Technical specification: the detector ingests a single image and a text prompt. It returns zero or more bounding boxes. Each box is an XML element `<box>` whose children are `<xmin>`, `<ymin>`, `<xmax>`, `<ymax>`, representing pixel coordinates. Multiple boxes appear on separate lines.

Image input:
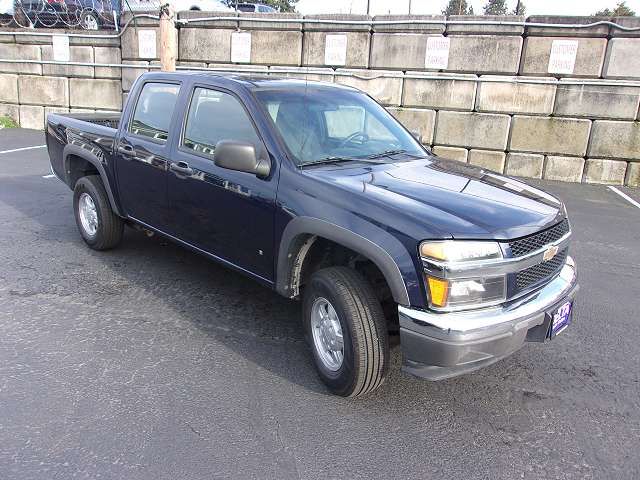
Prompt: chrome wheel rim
<box><xmin>83</xmin><ymin>13</ymin><xmax>98</xmax><ymax>30</ymax></box>
<box><xmin>78</xmin><ymin>192</ymin><xmax>98</xmax><ymax>236</ymax></box>
<box><xmin>310</xmin><ymin>297</ymin><xmax>344</xmax><ymax>371</ymax></box>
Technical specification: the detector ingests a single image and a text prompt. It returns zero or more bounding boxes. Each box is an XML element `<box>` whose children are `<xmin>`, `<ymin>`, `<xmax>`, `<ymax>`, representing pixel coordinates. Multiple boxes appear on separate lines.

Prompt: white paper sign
<box><xmin>52</xmin><ymin>35</ymin><xmax>70</xmax><ymax>62</ymax></box>
<box><xmin>231</xmin><ymin>32</ymin><xmax>252</xmax><ymax>64</ymax></box>
<box><xmin>548</xmin><ymin>40</ymin><xmax>578</xmax><ymax>75</ymax></box>
<box><xmin>425</xmin><ymin>36</ymin><xmax>450</xmax><ymax>70</ymax></box>
<box><xmin>324</xmin><ymin>34</ymin><xmax>347</xmax><ymax>66</ymax></box>
<box><xmin>138</xmin><ymin>29</ymin><xmax>157</xmax><ymax>59</ymax></box>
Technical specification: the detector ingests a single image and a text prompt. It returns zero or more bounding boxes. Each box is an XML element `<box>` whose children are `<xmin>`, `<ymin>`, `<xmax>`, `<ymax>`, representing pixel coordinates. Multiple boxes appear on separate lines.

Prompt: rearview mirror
<box><xmin>213</xmin><ymin>140</ymin><xmax>270</xmax><ymax>178</ymax></box>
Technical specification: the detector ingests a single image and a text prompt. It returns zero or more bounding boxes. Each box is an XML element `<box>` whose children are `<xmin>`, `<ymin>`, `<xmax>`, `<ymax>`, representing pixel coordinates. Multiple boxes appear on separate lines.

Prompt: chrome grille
<box><xmin>508</xmin><ymin>219</ymin><xmax>570</xmax><ymax>257</ymax></box>
<box><xmin>515</xmin><ymin>248</ymin><xmax>568</xmax><ymax>290</ymax></box>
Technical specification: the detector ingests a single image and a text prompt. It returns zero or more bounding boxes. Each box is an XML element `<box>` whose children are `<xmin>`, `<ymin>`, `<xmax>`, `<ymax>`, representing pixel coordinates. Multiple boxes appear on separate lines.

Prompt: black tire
<box><xmin>73</xmin><ymin>175</ymin><xmax>124</xmax><ymax>250</ymax></box>
<box><xmin>303</xmin><ymin>267</ymin><xmax>389</xmax><ymax>397</ymax></box>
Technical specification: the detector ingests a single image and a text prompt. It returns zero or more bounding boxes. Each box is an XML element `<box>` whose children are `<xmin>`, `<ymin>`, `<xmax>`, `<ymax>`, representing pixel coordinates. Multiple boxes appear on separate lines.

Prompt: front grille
<box><xmin>508</xmin><ymin>219</ymin><xmax>570</xmax><ymax>257</ymax></box>
<box><xmin>515</xmin><ymin>248</ymin><xmax>568</xmax><ymax>290</ymax></box>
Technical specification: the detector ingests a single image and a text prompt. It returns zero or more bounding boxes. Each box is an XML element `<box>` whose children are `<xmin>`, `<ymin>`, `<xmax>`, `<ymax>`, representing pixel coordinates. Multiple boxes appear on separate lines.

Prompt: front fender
<box><xmin>276</xmin><ymin>216</ymin><xmax>423</xmax><ymax>307</ymax></box>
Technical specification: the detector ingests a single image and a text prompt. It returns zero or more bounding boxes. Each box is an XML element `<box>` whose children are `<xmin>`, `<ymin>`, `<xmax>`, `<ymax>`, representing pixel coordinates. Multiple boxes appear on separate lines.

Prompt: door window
<box><xmin>129</xmin><ymin>82</ymin><xmax>180</xmax><ymax>143</ymax></box>
<box><xmin>181</xmin><ymin>87</ymin><xmax>262</xmax><ymax>158</ymax></box>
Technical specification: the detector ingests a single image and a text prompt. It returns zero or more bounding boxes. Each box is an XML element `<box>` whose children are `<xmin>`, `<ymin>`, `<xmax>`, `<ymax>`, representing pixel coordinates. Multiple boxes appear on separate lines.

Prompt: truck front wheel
<box><xmin>73</xmin><ymin>175</ymin><xmax>124</xmax><ymax>250</ymax></box>
<box><xmin>303</xmin><ymin>267</ymin><xmax>389</xmax><ymax>397</ymax></box>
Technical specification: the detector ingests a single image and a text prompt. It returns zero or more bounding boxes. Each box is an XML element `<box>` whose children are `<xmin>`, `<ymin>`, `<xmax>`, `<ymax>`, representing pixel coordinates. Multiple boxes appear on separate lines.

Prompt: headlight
<box><xmin>420</xmin><ymin>241</ymin><xmax>506</xmax><ymax>311</ymax></box>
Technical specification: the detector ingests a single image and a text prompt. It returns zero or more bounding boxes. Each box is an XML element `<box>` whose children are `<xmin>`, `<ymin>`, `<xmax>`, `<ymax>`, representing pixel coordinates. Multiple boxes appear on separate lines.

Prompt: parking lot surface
<box><xmin>1</xmin><ymin>129</ymin><xmax>639</xmax><ymax>479</ymax></box>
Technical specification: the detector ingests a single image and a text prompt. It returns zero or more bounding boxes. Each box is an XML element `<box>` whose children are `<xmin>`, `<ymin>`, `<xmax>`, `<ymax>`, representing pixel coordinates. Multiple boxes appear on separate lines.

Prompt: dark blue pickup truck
<box><xmin>46</xmin><ymin>72</ymin><xmax>579</xmax><ymax>397</ymax></box>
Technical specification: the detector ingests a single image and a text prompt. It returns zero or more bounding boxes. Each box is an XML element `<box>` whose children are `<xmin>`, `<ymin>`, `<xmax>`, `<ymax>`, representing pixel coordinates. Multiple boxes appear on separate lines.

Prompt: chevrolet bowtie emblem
<box><xmin>543</xmin><ymin>245</ymin><xmax>559</xmax><ymax>262</ymax></box>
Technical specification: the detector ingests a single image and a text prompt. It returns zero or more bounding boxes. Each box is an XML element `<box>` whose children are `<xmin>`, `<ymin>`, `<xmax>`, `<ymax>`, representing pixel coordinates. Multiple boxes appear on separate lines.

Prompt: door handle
<box><xmin>170</xmin><ymin>161</ymin><xmax>194</xmax><ymax>176</ymax></box>
<box><xmin>117</xmin><ymin>144</ymin><xmax>134</xmax><ymax>155</ymax></box>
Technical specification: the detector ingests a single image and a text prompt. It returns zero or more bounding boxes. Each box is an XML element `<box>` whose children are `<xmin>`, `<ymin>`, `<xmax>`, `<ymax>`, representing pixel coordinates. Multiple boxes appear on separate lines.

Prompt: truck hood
<box><xmin>305</xmin><ymin>157</ymin><xmax>566</xmax><ymax>240</ymax></box>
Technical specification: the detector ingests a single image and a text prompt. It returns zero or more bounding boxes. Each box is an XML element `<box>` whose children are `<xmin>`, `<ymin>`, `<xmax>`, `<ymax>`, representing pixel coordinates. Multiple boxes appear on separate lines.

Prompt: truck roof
<box><xmin>141</xmin><ymin>70</ymin><xmax>359</xmax><ymax>93</ymax></box>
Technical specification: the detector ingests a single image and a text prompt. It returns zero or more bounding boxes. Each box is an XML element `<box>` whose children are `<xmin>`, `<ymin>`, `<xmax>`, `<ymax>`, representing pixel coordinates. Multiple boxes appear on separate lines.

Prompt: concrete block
<box><xmin>372</xmin><ymin>15</ymin><xmax>445</xmax><ymax>33</ymax></box>
<box><xmin>0</xmin><ymin>104</ymin><xmax>19</xmax><ymax>124</ymax></box>
<box><xmin>18</xmin><ymin>75</ymin><xmax>68</xmax><ymax>107</ymax></box>
<box><xmin>370</xmin><ymin>33</ymin><xmax>434</xmax><ymax>70</ymax></box>
<box><xmin>68</xmin><ymin>31</ymin><xmax>120</xmax><ymax>47</ymax></box>
<box><xmin>210</xmin><ymin>63</ymin><xmax>268</xmax><ymax>73</ymax></box>
<box><xmin>505</xmin><ymin>152</ymin><xmax>544</xmax><ymax>178</ymax></box>
<box><xmin>476</xmin><ymin>76</ymin><xmax>556</xmax><ymax>114</ymax></box>
<box><xmin>510</xmin><ymin>116</ymin><xmax>591</xmax><ymax>156</ymax></box>
<box><xmin>304</xmin><ymin>14</ymin><xmax>371</xmax><ymax>32</ymax></box>
<box><xmin>525</xmin><ymin>16</ymin><xmax>609</xmax><ymax>37</ymax></box>
<box><xmin>121</xmin><ymin>26</ymin><xmax>160</xmax><ymax>61</ymax></box>
<box><xmin>70</xmin><ymin>108</ymin><xmax>95</xmax><ymax>113</ymax></box>
<box><xmin>387</xmin><ymin>107</ymin><xmax>436</xmax><ymax>144</ymax></box>
<box><xmin>588</xmin><ymin>120</ymin><xmax>640</xmax><ymax>160</ymax></box>
<box><xmin>121</xmin><ymin>61</ymin><xmax>149</xmax><ymax>92</ymax></box>
<box><xmin>447</xmin><ymin>35</ymin><xmax>522</xmax><ymax>74</ymax></box>
<box><xmin>603</xmin><ymin>38</ymin><xmax>640</xmax><ymax>79</ymax></box>
<box><xmin>239</xmin><ymin>12</ymin><xmax>302</xmax><ymax>31</ymax></box>
<box><xmin>521</xmin><ymin>37</ymin><xmax>607</xmax><ymax>77</ymax></box>
<box><xmin>94</xmin><ymin>47</ymin><xmax>122</xmax><ymax>79</ymax></box>
<box><xmin>177</xmin><ymin>10</ymin><xmax>237</xmax><ymax>28</ymax></box>
<box><xmin>626</xmin><ymin>162</ymin><xmax>640</xmax><ymax>187</ymax></box>
<box><xmin>544</xmin><ymin>156</ymin><xmax>585</xmax><ymax>182</ymax></box>
<box><xmin>468</xmin><ymin>149</ymin><xmax>506</xmax><ymax>172</ymax></box>
<box><xmin>42</xmin><ymin>45</ymin><xmax>94</xmax><ymax>78</ymax></box>
<box><xmin>14</xmin><ymin>28</ymin><xmax>66</xmax><ymax>45</ymax></box>
<box><xmin>432</xmin><ymin>145</ymin><xmax>468</xmax><ymax>162</ymax></box>
<box><xmin>609</xmin><ymin>16</ymin><xmax>640</xmax><ymax>38</ymax></box>
<box><xmin>179</xmin><ymin>28</ymin><xmax>232</xmax><ymax>63</ymax></box>
<box><xmin>302</xmin><ymin>31</ymin><xmax>370</xmax><ymax>68</ymax></box>
<box><xmin>446</xmin><ymin>15</ymin><xmax>524</xmax><ymax>35</ymax></box>
<box><xmin>177</xmin><ymin>61</ymin><xmax>207</xmax><ymax>70</ymax></box>
<box><xmin>435</xmin><ymin>111</ymin><xmax>510</xmax><ymax>150</ymax></box>
<box><xmin>0</xmin><ymin>44</ymin><xmax>41</xmax><ymax>74</ymax></box>
<box><xmin>69</xmin><ymin>79</ymin><xmax>122</xmax><ymax>110</ymax></box>
<box><xmin>250</xmin><ymin>31</ymin><xmax>302</xmax><ymax>66</ymax></box>
<box><xmin>402</xmin><ymin>73</ymin><xmax>476</xmax><ymax>110</ymax></box>
<box><xmin>335</xmin><ymin>69</ymin><xmax>403</xmax><ymax>106</ymax></box>
<box><xmin>19</xmin><ymin>105</ymin><xmax>44</xmax><ymax>130</ymax></box>
<box><xmin>268</xmin><ymin>66</ymin><xmax>333</xmax><ymax>82</ymax></box>
<box><xmin>584</xmin><ymin>159</ymin><xmax>627</xmax><ymax>184</ymax></box>
<box><xmin>554</xmin><ymin>81</ymin><xmax>640</xmax><ymax>120</ymax></box>
<box><xmin>0</xmin><ymin>74</ymin><xmax>18</xmax><ymax>103</ymax></box>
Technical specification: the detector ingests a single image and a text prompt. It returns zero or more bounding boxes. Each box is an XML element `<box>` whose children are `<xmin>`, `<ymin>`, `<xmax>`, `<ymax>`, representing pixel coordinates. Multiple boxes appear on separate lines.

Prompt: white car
<box><xmin>125</xmin><ymin>0</ymin><xmax>233</xmax><ymax>12</ymax></box>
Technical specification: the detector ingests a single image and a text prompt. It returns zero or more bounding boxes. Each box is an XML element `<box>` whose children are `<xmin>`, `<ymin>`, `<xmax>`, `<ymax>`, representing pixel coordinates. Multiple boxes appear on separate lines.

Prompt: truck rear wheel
<box><xmin>73</xmin><ymin>175</ymin><xmax>123</xmax><ymax>250</ymax></box>
<box><xmin>303</xmin><ymin>267</ymin><xmax>389</xmax><ymax>397</ymax></box>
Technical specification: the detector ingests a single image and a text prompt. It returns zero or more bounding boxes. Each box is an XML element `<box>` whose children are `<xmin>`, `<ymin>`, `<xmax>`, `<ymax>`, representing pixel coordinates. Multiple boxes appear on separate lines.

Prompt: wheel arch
<box><xmin>276</xmin><ymin>217</ymin><xmax>413</xmax><ymax>306</ymax></box>
<box><xmin>63</xmin><ymin>144</ymin><xmax>123</xmax><ymax>217</ymax></box>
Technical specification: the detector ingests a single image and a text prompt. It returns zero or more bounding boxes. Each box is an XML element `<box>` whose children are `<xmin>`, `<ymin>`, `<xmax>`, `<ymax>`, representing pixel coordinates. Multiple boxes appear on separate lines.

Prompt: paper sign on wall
<box><xmin>324</xmin><ymin>34</ymin><xmax>347</xmax><ymax>66</ymax></box>
<box><xmin>138</xmin><ymin>29</ymin><xmax>157</xmax><ymax>59</ymax></box>
<box><xmin>231</xmin><ymin>32</ymin><xmax>252</xmax><ymax>63</ymax></box>
<box><xmin>425</xmin><ymin>36</ymin><xmax>450</xmax><ymax>70</ymax></box>
<box><xmin>548</xmin><ymin>40</ymin><xmax>578</xmax><ymax>75</ymax></box>
<box><xmin>52</xmin><ymin>35</ymin><xmax>70</xmax><ymax>62</ymax></box>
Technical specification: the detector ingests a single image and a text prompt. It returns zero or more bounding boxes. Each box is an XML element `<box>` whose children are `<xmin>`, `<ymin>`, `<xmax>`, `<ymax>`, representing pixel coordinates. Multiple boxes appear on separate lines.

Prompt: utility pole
<box><xmin>159</xmin><ymin>2</ymin><xmax>177</xmax><ymax>72</ymax></box>
<box><xmin>515</xmin><ymin>0</ymin><xmax>521</xmax><ymax>14</ymax></box>
<box><xmin>366</xmin><ymin>0</ymin><xmax>370</xmax><ymax>15</ymax></box>
<box><xmin>408</xmin><ymin>0</ymin><xmax>412</xmax><ymax>14</ymax></box>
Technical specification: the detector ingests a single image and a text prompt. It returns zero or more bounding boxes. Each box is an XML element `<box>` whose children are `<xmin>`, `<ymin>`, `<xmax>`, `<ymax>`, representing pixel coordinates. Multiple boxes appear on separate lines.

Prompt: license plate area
<box><xmin>547</xmin><ymin>301</ymin><xmax>572</xmax><ymax>338</ymax></box>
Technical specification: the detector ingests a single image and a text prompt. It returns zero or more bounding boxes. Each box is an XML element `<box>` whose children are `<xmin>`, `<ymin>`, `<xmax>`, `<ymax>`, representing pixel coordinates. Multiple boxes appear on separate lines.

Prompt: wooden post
<box><xmin>159</xmin><ymin>3</ymin><xmax>177</xmax><ymax>72</ymax></box>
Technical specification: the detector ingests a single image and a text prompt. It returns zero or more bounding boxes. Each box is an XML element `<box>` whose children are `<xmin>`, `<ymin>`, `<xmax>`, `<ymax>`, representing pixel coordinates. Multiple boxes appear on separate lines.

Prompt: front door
<box><xmin>167</xmin><ymin>86</ymin><xmax>277</xmax><ymax>281</ymax></box>
<box><xmin>115</xmin><ymin>81</ymin><xmax>180</xmax><ymax>231</ymax></box>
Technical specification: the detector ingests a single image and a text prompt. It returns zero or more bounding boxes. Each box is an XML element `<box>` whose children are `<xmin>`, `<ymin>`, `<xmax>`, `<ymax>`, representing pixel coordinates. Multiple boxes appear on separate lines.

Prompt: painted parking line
<box><xmin>0</xmin><ymin>145</ymin><xmax>47</xmax><ymax>155</ymax></box>
<box><xmin>609</xmin><ymin>186</ymin><xmax>640</xmax><ymax>210</ymax></box>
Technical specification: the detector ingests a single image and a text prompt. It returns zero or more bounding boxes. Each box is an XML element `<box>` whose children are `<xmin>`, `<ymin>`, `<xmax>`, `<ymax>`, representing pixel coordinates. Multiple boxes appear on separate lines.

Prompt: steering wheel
<box><xmin>338</xmin><ymin>132</ymin><xmax>369</xmax><ymax>148</ymax></box>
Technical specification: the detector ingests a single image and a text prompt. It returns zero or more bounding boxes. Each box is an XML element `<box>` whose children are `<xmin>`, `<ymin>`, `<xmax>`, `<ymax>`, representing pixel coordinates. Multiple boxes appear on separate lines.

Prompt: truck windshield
<box><xmin>255</xmin><ymin>87</ymin><xmax>427</xmax><ymax>166</ymax></box>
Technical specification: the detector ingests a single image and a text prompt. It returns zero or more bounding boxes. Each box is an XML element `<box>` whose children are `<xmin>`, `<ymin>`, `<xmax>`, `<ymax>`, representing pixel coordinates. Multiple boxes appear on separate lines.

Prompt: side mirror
<box><xmin>213</xmin><ymin>140</ymin><xmax>270</xmax><ymax>178</ymax></box>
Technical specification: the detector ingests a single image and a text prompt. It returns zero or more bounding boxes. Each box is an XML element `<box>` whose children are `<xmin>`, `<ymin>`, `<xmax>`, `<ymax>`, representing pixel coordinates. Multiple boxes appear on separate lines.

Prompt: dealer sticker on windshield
<box><xmin>549</xmin><ymin>301</ymin><xmax>572</xmax><ymax>338</ymax></box>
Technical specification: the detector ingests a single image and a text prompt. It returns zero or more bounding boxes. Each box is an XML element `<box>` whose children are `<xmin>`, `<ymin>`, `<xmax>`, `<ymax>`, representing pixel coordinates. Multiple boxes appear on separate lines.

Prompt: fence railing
<box><xmin>0</xmin><ymin>0</ymin><xmax>122</xmax><ymax>30</ymax></box>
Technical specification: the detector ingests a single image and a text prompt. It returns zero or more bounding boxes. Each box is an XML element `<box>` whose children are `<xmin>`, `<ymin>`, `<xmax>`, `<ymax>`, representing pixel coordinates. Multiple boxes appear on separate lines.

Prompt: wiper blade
<box><xmin>300</xmin><ymin>156</ymin><xmax>385</xmax><ymax>168</ymax></box>
<box><xmin>365</xmin><ymin>149</ymin><xmax>427</xmax><ymax>160</ymax></box>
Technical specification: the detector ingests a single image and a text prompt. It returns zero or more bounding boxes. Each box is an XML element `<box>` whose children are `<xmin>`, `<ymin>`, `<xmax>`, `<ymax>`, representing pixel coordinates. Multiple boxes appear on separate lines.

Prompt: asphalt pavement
<box><xmin>1</xmin><ymin>129</ymin><xmax>639</xmax><ymax>479</ymax></box>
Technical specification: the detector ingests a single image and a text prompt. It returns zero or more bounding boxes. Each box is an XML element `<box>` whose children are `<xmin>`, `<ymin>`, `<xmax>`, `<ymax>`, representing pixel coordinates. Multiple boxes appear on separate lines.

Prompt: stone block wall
<box><xmin>1</xmin><ymin>14</ymin><xmax>640</xmax><ymax>186</ymax></box>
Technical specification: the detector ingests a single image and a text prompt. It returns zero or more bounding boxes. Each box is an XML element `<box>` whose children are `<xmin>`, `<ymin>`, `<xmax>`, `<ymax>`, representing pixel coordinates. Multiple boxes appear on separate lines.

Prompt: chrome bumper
<box><xmin>399</xmin><ymin>256</ymin><xmax>579</xmax><ymax>381</ymax></box>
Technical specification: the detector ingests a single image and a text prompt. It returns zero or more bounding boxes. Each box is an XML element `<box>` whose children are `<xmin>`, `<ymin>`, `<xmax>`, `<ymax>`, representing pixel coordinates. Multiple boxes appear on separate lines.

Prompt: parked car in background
<box><xmin>235</xmin><ymin>2</ymin><xmax>275</xmax><ymax>12</ymax></box>
<box><xmin>125</xmin><ymin>0</ymin><xmax>231</xmax><ymax>12</ymax></box>
<box><xmin>4</xmin><ymin>0</ymin><xmax>119</xmax><ymax>29</ymax></box>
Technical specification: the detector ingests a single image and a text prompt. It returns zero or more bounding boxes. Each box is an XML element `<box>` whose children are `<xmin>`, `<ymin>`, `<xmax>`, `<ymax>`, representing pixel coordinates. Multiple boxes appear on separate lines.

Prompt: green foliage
<box><xmin>0</xmin><ymin>116</ymin><xmax>18</xmax><ymax>129</ymax></box>
<box><xmin>442</xmin><ymin>0</ymin><xmax>473</xmax><ymax>15</ymax></box>
<box><xmin>594</xmin><ymin>1</ymin><xmax>636</xmax><ymax>16</ymax></box>
<box><xmin>483</xmin><ymin>0</ymin><xmax>508</xmax><ymax>15</ymax></box>
<box><xmin>225</xmin><ymin>0</ymin><xmax>299</xmax><ymax>13</ymax></box>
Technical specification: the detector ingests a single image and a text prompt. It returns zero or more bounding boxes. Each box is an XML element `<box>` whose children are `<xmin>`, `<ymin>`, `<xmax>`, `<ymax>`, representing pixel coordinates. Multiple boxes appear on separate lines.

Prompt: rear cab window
<box><xmin>129</xmin><ymin>82</ymin><xmax>180</xmax><ymax>143</ymax></box>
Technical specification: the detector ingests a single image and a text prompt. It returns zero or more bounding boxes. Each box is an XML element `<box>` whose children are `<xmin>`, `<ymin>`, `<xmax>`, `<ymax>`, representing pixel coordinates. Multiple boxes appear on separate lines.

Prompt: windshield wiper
<box><xmin>365</xmin><ymin>149</ymin><xmax>426</xmax><ymax>160</ymax></box>
<box><xmin>300</xmin><ymin>156</ymin><xmax>386</xmax><ymax>168</ymax></box>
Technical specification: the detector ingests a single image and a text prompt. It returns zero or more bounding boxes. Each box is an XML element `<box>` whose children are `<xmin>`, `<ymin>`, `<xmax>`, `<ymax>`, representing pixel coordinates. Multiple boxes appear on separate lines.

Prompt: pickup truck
<box><xmin>46</xmin><ymin>72</ymin><xmax>579</xmax><ymax>397</ymax></box>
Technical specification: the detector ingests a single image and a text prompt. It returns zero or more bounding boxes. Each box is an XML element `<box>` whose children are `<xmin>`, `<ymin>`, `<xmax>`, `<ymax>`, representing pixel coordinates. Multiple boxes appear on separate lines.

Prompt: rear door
<box><xmin>115</xmin><ymin>80</ymin><xmax>181</xmax><ymax>231</ymax></box>
<box><xmin>167</xmin><ymin>85</ymin><xmax>277</xmax><ymax>281</ymax></box>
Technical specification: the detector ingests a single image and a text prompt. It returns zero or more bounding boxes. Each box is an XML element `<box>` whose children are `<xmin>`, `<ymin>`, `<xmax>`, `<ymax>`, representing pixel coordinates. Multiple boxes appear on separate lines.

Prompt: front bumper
<box><xmin>399</xmin><ymin>256</ymin><xmax>579</xmax><ymax>381</ymax></box>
